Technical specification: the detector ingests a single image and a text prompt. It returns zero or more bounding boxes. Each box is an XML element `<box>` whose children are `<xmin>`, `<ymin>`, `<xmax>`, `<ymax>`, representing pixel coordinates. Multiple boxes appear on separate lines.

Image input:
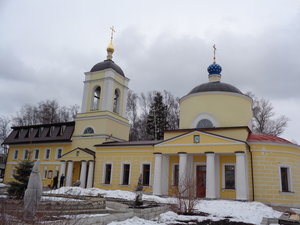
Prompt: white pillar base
<box><xmin>79</xmin><ymin>161</ymin><xmax>87</xmax><ymax>188</ymax></box>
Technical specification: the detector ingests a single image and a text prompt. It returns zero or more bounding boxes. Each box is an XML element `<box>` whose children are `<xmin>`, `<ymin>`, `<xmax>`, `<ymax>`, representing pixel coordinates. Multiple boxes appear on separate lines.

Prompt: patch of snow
<box><xmin>0</xmin><ymin>183</ymin><xmax>7</xmax><ymax>187</ymax></box>
<box><xmin>0</xmin><ymin>195</ymin><xmax>8</xmax><ymax>198</ymax></box>
<box><xmin>108</xmin><ymin>216</ymin><xmax>165</xmax><ymax>225</ymax></box>
<box><xmin>41</xmin><ymin>196</ymin><xmax>83</xmax><ymax>201</ymax></box>
<box><xmin>291</xmin><ymin>208</ymin><xmax>300</xmax><ymax>214</ymax></box>
<box><xmin>195</xmin><ymin>200</ymin><xmax>282</xmax><ymax>225</ymax></box>
<box><xmin>63</xmin><ymin>213</ymin><xmax>109</xmax><ymax>219</ymax></box>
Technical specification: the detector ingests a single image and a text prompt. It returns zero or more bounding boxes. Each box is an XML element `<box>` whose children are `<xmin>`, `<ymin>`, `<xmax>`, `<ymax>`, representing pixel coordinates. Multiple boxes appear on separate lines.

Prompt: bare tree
<box><xmin>13</xmin><ymin>99</ymin><xmax>79</xmax><ymax>126</ymax></box>
<box><xmin>163</xmin><ymin>90</ymin><xmax>179</xmax><ymax>130</ymax></box>
<box><xmin>247</xmin><ymin>92</ymin><xmax>288</xmax><ymax>136</ymax></box>
<box><xmin>127</xmin><ymin>90</ymin><xmax>139</xmax><ymax>141</ymax></box>
<box><xmin>0</xmin><ymin>116</ymin><xmax>11</xmax><ymax>154</ymax></box>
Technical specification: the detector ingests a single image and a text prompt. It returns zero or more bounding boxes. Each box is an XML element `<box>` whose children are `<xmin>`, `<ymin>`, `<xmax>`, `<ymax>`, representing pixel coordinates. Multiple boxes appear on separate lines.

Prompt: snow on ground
<box><xmin>44</xmin><ymin>187</ymin><xmax>174</xmax><ymax>203</ymax></box>
<box><xmin>108</xmin><ymin>217</ymin><xmax>165</xmax><ymax>225</ymax></box>
<box><xmin>45</xmin><ymin>187</ymin><xmax>282</xmax><ymax>225</ymax></box>
<box><xmin>41</xmin><ymin>196</ymin><xmax>83</xmax><ymax>201</ymax></box>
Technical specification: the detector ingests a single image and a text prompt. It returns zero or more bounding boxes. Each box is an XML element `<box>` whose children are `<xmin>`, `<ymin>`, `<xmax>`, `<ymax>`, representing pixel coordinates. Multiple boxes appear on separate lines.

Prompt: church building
<box><xmin>3</xmin><ymin>36</ymin><xmax>300</xmax><ymax>207</ymax></box>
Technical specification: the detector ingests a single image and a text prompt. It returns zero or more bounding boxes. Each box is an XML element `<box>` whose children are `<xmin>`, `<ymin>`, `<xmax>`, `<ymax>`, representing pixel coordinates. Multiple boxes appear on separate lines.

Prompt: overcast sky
<box><xmin>0</xmin><ymin>0</ymin><xmax>299</xmax><ymax>142</ymax></box>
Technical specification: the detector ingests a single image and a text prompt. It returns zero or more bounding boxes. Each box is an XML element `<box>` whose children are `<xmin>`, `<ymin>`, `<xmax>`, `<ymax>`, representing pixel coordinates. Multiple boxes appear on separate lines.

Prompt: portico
<box><xmin>60</xmin><ymin>147</ymin><xmax>95</xmax><ymax>188</ymax></box>
<box><xmin>153</xmin><ymin>150</ymin><xmax>249</xmax><ymax>200</ymax></box>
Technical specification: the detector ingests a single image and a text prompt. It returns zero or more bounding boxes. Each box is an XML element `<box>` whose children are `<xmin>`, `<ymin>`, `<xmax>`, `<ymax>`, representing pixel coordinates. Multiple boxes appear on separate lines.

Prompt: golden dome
<box><xmin>107</xmin><ymin>41</ymin><xmax>114</xmax><ymax>53</ymax></box>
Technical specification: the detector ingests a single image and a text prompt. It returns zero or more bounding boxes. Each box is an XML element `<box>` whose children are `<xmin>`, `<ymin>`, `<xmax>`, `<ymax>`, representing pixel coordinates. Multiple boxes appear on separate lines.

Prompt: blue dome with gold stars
<box><xmin>207</xmin><ymin>63</ymin><xmax>222</xmax><ymax>75</ymax></box>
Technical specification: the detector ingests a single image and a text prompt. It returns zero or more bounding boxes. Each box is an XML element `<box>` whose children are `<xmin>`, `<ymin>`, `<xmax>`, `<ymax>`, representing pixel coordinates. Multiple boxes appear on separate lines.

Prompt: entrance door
<box><xmin>196</xmin><ymin>165</ymin><xmax>206</xmax><ymax>198</ymax></box>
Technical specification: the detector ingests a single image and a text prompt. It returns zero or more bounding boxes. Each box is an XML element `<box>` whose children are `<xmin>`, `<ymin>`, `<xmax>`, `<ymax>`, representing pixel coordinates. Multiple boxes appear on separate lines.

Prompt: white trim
<box><xmin>72</xmin><ymin>134</ymin><xmax>125</xmax><ymax>142</ymax></box>
<box><xmin>180</xmin><ymin>91</ymin><xmax>252</xmax><ymax>103</ymax></box>
<box><xmin>251</xmin><ymin>149</ymin><xmax>300</xmax><ymax>157</ymax></box>
<box><xmin>75</xmin><ymin>114</ymin><xmax>130</xmax><ymax>127</ymax></box>
<box><xmin>56</xmin><ymin>148</ymin><xmax>63</xmax><ymax>160</ymax></box>
<box><xmin>120</xmin><ymin>162</ymin><xmax>131</xmax><ymax>185</ymax></box>
<box><xmin>12</xmin><ymin>149</ymin><xmax>19</xmax><ymax>160</ymax></box>
<box><xmin>7</xmin><ymin>142</ymin><xmax>71</xmax><ymax>147</ymax></box>
<box><xmin>102</xmin><ymin>162</ymin><xmax>113</xmax><ymax>185</ymax></box>
<box><xmin>278</xmin><ymin>165</ymin><xmax>293</xmax><ymax>193</ymax></box>
<box><xmin>222</xmin><ymin>163</ymin><xmax>236</xmax><ymax>190</ymax></box>
<box><xmin>83</xmin><ymin>74</ymin><xmax>130</xmax><ymax>87</ymax></box>
<box><xmin>156</xmin><ymin>130</ymin><xmax>244</xmax><ymax>147</ymax></box>
<box><xmin>158</xmin><ymin>143</ymin><xmax>244</xmax><ymax>147</ymax></box>
<box><xmin>140</xmin><ymin>162</ymin><xmax>152</xmax><ymax>187</ymax></box>
<box><xmin>171</xmin><ymin>163</ymin><xmax>179</xmax><ymax>186</ymax></box>
<box><xmin>44</xmin><ymin>148</ymin><xmax>51</xmax><ymax>160</ymax></box>
<box><xmin>192</xmin><ymin>113</ymin><xmax>219</xmax><ymax>128</ymax></box>
<box><xmin>7</xmin><ymin>161</ymin><xmax>63</xmax><ymax>165</ymax></box>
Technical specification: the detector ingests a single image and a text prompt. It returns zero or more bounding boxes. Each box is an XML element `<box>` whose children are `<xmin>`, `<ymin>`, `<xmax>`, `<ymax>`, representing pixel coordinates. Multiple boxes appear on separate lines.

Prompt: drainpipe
<box><xmin>246</xmin><ymin>143</ymin><xmax>255</xmax><ymax>201</ymax></box>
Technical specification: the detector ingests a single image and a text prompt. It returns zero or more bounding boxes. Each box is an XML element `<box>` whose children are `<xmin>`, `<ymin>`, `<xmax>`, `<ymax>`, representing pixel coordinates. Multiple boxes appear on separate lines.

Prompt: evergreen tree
<box><xmin>8</xmin><ymin>160</ymin><xmax>33</xmax><ymax>199</ymax></box>
<box><xmin>146</xmin><ymin>92</ymin><xmax>169</xmax><ymax>140</ymax></box>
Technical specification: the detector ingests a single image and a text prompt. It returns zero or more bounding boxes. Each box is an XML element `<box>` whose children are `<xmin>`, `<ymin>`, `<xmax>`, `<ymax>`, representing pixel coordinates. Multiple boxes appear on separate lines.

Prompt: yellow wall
<box><xmin>180</xmin><ymin>93</ymin><xmax>252</xmax><ymax>129</ymax></box>
<box><xmin>250</xmin><ymin>143</ymin><xmax>300</xmax><ymax>206</ymax></box>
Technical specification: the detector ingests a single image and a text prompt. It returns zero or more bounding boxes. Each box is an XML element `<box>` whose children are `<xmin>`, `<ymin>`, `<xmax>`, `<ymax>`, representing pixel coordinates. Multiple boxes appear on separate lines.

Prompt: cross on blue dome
<box><xmin>207</xmin><ymin>62</ymin><xmax>222</xmax><ymax>75</ymax></box>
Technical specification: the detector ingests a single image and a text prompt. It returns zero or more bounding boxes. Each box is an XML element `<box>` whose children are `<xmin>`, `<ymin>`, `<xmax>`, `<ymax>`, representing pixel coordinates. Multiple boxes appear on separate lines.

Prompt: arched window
<box><xmin>92</xmin><ymin>86</ymin><xmax>101</xmax><ymax>110</ymax></box>
<box><xmin>196</xmin><ymin>119</ymin><xmax>214</xmax><ymax>128</ymax></box>
<box><xmin>83</xmin><ymin>127</ymin><xmax>94</xmax><ymax>134</ymax></box>
<box><xmin>113</xmin><ymin>89</ymin><xmax>120</xmax><ymax>113</ymax></box>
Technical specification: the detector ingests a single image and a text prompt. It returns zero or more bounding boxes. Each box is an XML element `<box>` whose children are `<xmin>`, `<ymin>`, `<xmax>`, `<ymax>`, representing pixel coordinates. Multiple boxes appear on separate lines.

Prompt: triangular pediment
<box><xmin>156</xmin><ymin>130</ymin><xmax>244</xmax><ymax>147</ymax></box>
<box><xmin>60</xmin><ymin>147</ymin><xmax>95</xmax><ymax>161</ymax></box>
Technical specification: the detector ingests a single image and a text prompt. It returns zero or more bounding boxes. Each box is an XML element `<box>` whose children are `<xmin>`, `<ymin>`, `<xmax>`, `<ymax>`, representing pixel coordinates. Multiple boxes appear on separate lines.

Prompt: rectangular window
<box><xmin>122</xmin><ymin>164</ymin><xmax>130</xmax><ymax>185</ymax></box>
<box><xmin>280</xmin><ymin>167</ymin><xmax>290</xmax><ymax>192</ymax></box>
<box><xmin>104</xmin><ymin>164</ymin><xmax>112</xmax><ymax>184</ymax></box>
<box><xmin>23</xmin><ymin>149</ymin><xmax>29</xmax><ymax>160</ymax></box>
<box><xmin>43</xmin><ymin>167</ymin><xmax>47</xmax><ymax>179</ymax></box>
<box><xmin>173</xmin><ymin>164</ymin><xmax>179</xmax><ymax>186</ymax></box>
<box><xmin>34</xmin><ymin>149</ymin><xmax>39</xmax><ymax>160</ymax></box>
<box><xmin>56</xmin><ymin>148</ymin><xmax>62</xmax><ymax>159</ymax></box>
<box><xmin>142</xmin><ymin>164</ymin><xmax>151</xmax><ymax>186</ymax></box>
<box><xmin>45</xmin><ymin>149</ymin><xmax>50</xmax><ymax>160</ymax></box>
<box><xmin>225</xmin><ymin>165</ymin><xmax>235</xmax><ymax>189</ymax></box>
<box><xmin>48</xmin><ymin>170</ymin><xmax>53</xmax><ymax>179</ymax></box>
<box><xmin>13</xmin><ymin>150</ymin><xmax>19</xmax><ymax>160</ymax></box>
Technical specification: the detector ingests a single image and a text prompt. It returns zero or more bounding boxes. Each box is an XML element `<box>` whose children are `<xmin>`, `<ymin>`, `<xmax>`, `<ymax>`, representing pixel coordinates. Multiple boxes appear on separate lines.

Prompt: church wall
<box><xmin>4</xmin><ymin>143</ymin><xmax>71</xmax><ymax>187</ymax></box>
<box><xmin>94</xmin><ymin>147</ymin><xmax>155</xmax><ymax>193</ymax></box>
<box><xmin>250</xmin><ymin>143</ymin><xmax>300</xmax><ymax>206</ymax></box>
<box><xmin>180</xmin><ymin>93</ymin><xmax>252</xmax><ymax>129</ymax></box>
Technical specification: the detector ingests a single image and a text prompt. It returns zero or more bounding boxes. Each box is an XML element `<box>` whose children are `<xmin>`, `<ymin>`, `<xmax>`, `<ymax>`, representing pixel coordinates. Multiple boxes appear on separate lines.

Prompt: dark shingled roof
<box><xmin>90</xmin><ymin>59</ymin><xmax>125</xmax><ymax>76</ymax></box>
<box><xmin>3</xmin><ymin>121</ymin><xmax>75</xmax><ymax>145</ymax></box>
<box><xmin>188</xmin><ymin>81</ymin><xmax>243</xmax><ymax>95</ymax></box>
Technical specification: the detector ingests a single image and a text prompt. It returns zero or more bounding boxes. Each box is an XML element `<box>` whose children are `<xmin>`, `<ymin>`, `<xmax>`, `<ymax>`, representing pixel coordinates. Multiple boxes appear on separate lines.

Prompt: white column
<box><xmin>153</xmin><ymin>153</ymin><xmax>163</xmax><ymax>195</ymax></box>
<box><xmin>59</xmin><ymin>161</ymin><xmax>66</xmax><ymax>182</ymax></box>
<box><xmin>206</xmin><ymin>152</ymin><xmax>216</xmax><ymax>199</ymax></box>
<box><xmin>81</xmin><ymin>81</ymin><xmax>89</xmax><ymax>113</ymax></box>
<box><xmin>178</xmin><ymin>152</ymin><xmax>188</xmax><ymax>194</ymax></box>
<box><xmin>66</xmin><ymin>161</ymin><xmax>73</xmax><ymax>187</ymax></box>
<box><xmin>102</xmin><ymin>76</ymin><xmax>114</xmax><ymax>111</ymax></box>
<box><xmin>161</xmin><ymin>155</ymin><xmax>170</xmax><ymax>195</ymax></box>
<box><xmin>86</xmin><ymin>161</ymin><xmax>94</xmax><ymax>188</ymax></box>
<box><xmin>79</xmin><ymin>161</ymin><xmax>87</xmax><ymax>188</ymax></box>
<box><xmin>235</xmin><ymin>152</ymin><xmax>248</xmax><ymax>200</ymax></box>
<box><xmin>122</xmin><ymin>87</ymin><xmax>129</xmax><ymax>117</ymax></box>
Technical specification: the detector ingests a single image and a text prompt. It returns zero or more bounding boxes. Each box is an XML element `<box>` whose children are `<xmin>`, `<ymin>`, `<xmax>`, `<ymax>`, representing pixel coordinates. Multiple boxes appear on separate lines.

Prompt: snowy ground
<box><xmin>0</xmin><ymin>183</ymin><xmax>7</xmax><ymax>188</ymax></box>
<box><xmin>44</xmin><ymin>187</ymin><xmax>284</xmax><ymax>225</ymax></box>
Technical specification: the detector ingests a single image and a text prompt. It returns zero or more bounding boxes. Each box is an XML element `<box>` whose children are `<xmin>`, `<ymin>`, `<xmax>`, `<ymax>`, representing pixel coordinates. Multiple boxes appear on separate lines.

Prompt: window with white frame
<box><xmin>13</xmin><ymin>150</ymin><xmax>19</xmax><ymax>160</ymax></box>
<box><xmin>280</xmin><ymin>166</ymin><xmax>291</xmax><ymax>192</ymax></box>
<box><xmin>23</xmin><ymin>149</ymin><xmax>29</xmax><ymax>160</ymax></box>
<box><xmin>56</xmin><ymin>148</ymin><xmax>62</xmax><ymax>159</ymax></box>
<box><xmin>142</xmin><ymin>164</ymin><xmax>151</xmax><ymax>186</ymax></box>
<box><xmin>172</xmin><ymin>164</ymin><xmax>179</xmax><ymax>186</ymax></box>
<box><xmin>121</xmin><ymin>164</ymin><xmax>130</xmax><ymax>185</ymax></box>
<box><xmin>45</xmin><ymin>149</ymin><xmax>51</xmax><ymax>160</ymax></box>
<box><xmin>34</xmin><ymin>149</ymin><xmax>40</xmax><ymax>160</ymax></box>
<box><xmin>11</xmin><ymin>166</ymin><xmax>16</xmax><ymax>178</ymax></box>
<box><xmin>104</xmin><ymin>164</ymin><xmax>112</xmax><ymax>184</ymax></box>
<box><xmin>224</xmin><ymin>164</ymin><xmax>235</xmax><ymax>189</ymax></box>
<box><xmin>43</xmin><ymin>167</ymin><xmax>47</xmax><ymax>179</ymax></box>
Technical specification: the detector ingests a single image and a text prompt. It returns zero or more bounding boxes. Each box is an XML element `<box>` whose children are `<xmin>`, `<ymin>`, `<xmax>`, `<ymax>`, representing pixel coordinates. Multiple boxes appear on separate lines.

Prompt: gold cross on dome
<box><xmin>213</xmin><ymin>44</ymin><xmax>216</xmax><ymax>63</ymax></box>
<box><xmin>110</xmin><ymin>26</ymin><xmax>115</xmax><ymax>41</ymax></box>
